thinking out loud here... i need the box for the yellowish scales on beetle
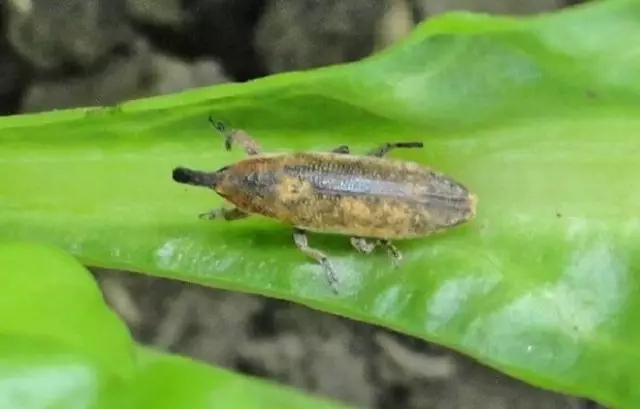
[172,118,477,293]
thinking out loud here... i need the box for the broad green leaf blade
[0,243,350,409]
[1,0,639,407]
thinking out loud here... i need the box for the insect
[172,117,477,293]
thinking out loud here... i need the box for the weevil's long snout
[172,167,218,188]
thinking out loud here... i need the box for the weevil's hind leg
[353,237,400,266]
[331,145,350,154]
[378,239,402,267]
[349,237,377,254]
[208,116,262,156]
[293,228,339,293]
[198,207,250,221]
[367,142,424,158]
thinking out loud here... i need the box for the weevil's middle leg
[198,207,250,221]
[368,142,423,158]
[378,239,402,267]
[293,228,339,293]
[350,237,377,254]
[208,116,262,156]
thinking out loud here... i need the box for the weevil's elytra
[172,117,477,293]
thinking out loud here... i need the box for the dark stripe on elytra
[284,166,468,204]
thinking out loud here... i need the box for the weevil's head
[172,166,227,190]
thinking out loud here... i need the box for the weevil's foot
[390,253,403,268]
[198,207,250,221]
[378,240,402,268]
[331,145,350,154]
[320,257,339,294]
[350,237,376,254]
[198,210,220,220]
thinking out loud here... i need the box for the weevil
[172,117,477,293]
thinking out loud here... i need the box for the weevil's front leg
[293,228,339,293]
[331,145,350,154]
[349,237,377,254]
[198,207,250,221]
[378,239,402,267]
[367,142,423,158]
[208,116,262,156]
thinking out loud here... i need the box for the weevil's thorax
[213,155,283,217]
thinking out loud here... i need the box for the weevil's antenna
[208,116,228,133]
[395,142,424,149]
[208,116,234,150]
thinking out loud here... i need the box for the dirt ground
[2,1,602,408]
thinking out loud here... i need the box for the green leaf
[1,0,638,407]
[0,242,351,409]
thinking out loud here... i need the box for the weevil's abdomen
[217,152,476,240]
[279,153,475,239]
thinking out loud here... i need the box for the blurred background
[1,0,601,408]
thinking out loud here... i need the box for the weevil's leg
[367,142,424,158]
[208,116,262,155]
[378,239,402,267]
[293,228,339,293]
[349,237,376,254]
[198,207,250,221]
[331,145,350,154]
